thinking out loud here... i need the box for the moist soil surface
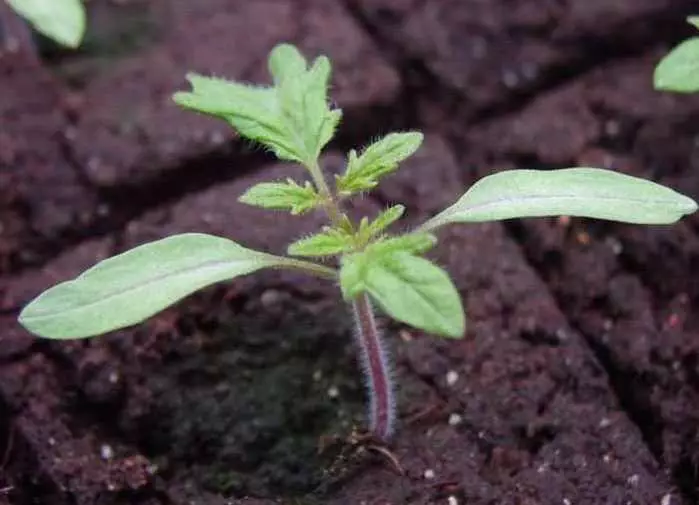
[1,1,699,504]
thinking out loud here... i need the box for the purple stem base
[351,293,395,441]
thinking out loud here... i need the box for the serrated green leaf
[420,168,698,231]
[688,16,699,30]
[8,0,86,47]
[337,132,424,194]
[239,178,322,215]
[173,74,302,162]
[174,44,341,166]
[18,233,332,339]
[341,251,464,338]
[276,54,341,163]
[268,43,307,85]
[654,37,699,93]
[288,229,353,257]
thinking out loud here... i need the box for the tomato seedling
[19,44,698,441]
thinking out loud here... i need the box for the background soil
[1,1,699,504]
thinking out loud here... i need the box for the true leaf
[654,37,699,93]
[239,178,322,215]
[174,45,341,166]
[288,229,352,257]
[341,251,464,338]
[688,16,699,30]
[19,233,319,339]
[276,54,342,164]
[8,0,86,47]
[337,132,424,194]
[173,75,305,162]
[420,168,698,231]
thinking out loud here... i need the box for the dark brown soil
[2,1,699,504]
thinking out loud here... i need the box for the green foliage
[358,205,405,240]
[654,17,699,93]
[19,42,698,341]
[18,234,316,339]
[239,178,322,215]
[173,44,341,167]
[421,168,698,231]
[336,133,423,195]
[18,41,699,340]
[7,0,86,47]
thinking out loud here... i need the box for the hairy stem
[352,293,395,440]
[306,160,343,227]
[304,157,394,440]
[276,257,337,280]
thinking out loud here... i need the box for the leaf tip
[680,195,699,216]
[445,312,466,339]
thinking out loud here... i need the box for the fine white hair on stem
[351,293,396,440]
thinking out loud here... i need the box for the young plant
[19,44,698,441]
[654,16,699,93]
[5,0,85,48]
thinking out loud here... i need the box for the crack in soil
[502,219,697,505]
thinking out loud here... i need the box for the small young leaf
[370,233,437,256]
[365,205,405,237]
[288,229,352,257]
[654,37,699,93]
[173,75,302,162]
[420,168,698,231]
[7,0,86,47]
[18,233,328,340]
[341,251,465,338]
[239,178,322,215]
[337,132,424,194]
[268,43,307,85]
[688,16,699,30]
